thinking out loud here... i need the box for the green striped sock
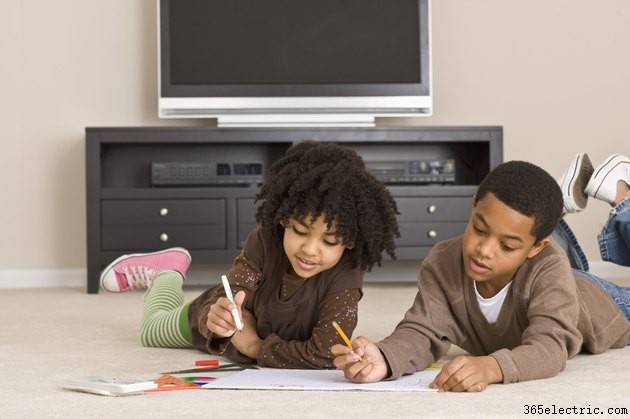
[140,271,192,348]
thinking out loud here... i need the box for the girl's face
[283,214,347,279]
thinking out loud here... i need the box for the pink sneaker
[585,154,630,204]
[100,247,191,293]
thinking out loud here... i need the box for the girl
[100,141,400,368]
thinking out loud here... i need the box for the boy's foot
[100,247,191,293]
[559,152,593,213]
[585,154,630,204]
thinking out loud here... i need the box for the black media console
[85,126,503,293]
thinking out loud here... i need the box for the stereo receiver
[366,159,455,184]
[151,162,264,186]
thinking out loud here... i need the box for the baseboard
[0,261,628,289]
[0,268,86,290]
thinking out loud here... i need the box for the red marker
[194,359,220,367]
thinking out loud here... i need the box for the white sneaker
[585,154,630,204]
[558,152,593,213]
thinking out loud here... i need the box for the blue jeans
[598,197,630,267]
[552,198,630,327]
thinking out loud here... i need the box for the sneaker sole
[563,153,593,213]
[99,247,192,292]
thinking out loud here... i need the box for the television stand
[85,126,502,293]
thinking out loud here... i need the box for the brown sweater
[188,226,364,368]
[376,236,630,384]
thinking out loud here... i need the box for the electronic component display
[151,162,264,185]
[366,159,455,184]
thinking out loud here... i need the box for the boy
[332,160,630,392]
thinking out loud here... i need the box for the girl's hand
[206,290,246,337]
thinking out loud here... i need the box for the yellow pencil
[332,321,353,349]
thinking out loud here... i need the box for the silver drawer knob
[159,208,169,216]
[427,230,437,239]
[427,205,437,214]
[160,233,169,242]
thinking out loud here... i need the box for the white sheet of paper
[202,368,439,392]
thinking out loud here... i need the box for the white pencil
[221,275,243,331]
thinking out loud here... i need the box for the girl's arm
[254,288,362,369]
[195,253,262,347]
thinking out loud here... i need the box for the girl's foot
[100,247,191,292]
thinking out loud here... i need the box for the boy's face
[283,214,347,279]
[461,193,550,297]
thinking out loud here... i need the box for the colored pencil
[332,321,353,349]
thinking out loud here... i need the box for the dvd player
[366,159,455,184]
[151,162,264,186]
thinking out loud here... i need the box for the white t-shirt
[474,281,512,323]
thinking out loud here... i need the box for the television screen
[158,0,432,126]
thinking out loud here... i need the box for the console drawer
[237,198,258,247]
[102,224,226,250]
[102,199,225,225]
[396,197,471,222]
[235,197,471,249]
[397,221,468,246]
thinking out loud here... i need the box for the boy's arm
[375,314,452,379]
[490,257,583,383]
[375,265,458,379]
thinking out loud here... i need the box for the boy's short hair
[474,160,563,242]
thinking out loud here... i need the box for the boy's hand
[206,290,246,337]
[429,355,503,392]
[331,336,389,383]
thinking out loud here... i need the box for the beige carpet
[2,282,629,418]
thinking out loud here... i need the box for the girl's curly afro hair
[255,141,400,271]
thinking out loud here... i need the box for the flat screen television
[158,0,432,127]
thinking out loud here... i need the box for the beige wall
[2,0,629,273]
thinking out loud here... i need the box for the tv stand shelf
[86,126,502,293]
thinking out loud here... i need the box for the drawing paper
[202,368,439,392]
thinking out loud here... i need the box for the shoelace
[122,265,157,290]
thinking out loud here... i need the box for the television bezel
[157,0,432,126]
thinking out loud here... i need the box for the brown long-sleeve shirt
[188,226,364,369]
[377,236,630,384]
